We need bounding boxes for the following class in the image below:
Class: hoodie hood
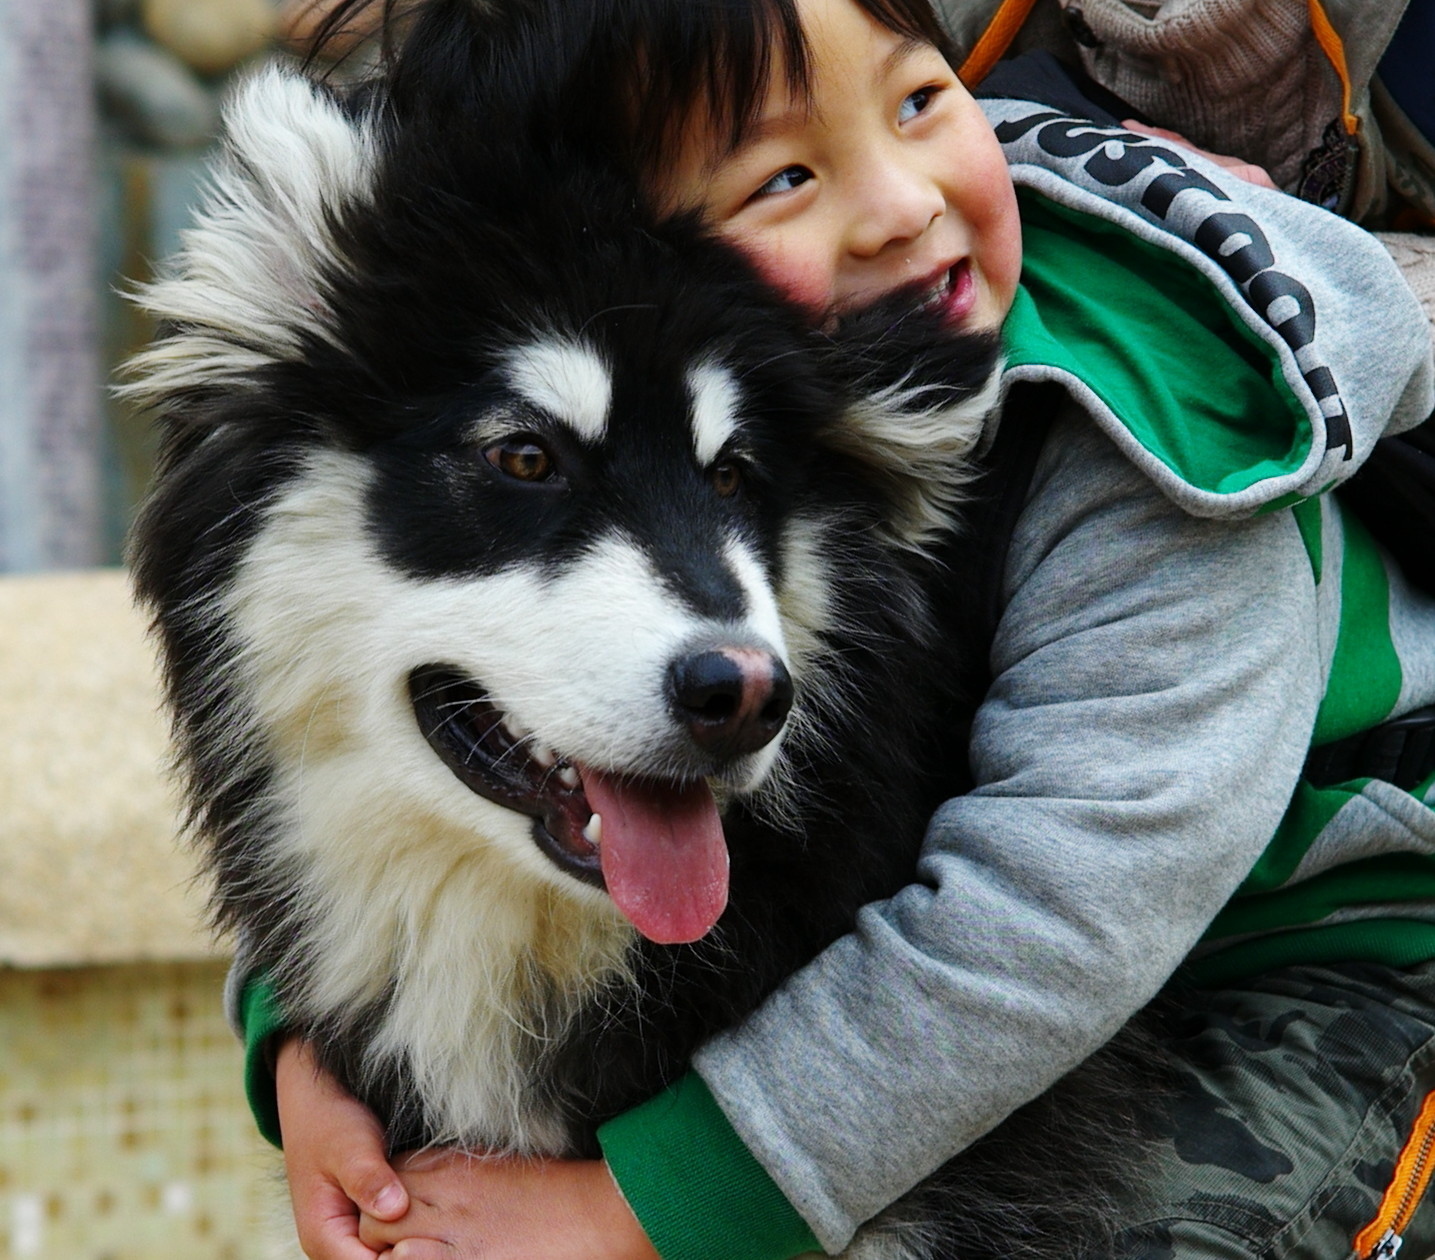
[984,95,1435,519]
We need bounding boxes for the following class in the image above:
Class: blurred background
[0,1,359,1255]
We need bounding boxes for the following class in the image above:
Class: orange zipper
[1355,1091,1435,1259]
[957,0,1041,87]
[1305,0,1359,137]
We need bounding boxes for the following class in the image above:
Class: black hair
[297,0,956,178]
[573,0,957,174]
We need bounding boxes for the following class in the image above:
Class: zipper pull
[1370,1228,1403,1260]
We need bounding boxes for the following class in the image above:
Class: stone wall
[0,0,102,572]
[0,0,374,572]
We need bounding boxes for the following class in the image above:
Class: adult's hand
[1123,120,1278,189]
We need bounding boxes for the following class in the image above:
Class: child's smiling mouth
[917,258,976,327]
[829,258,976,331]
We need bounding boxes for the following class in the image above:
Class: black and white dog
[128,4,1153,1255]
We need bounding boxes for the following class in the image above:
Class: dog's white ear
[122,65,377,407]
[827,348,1003,555]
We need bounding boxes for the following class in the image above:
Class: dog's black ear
[120,66,377,412]
[816,295,1004,553]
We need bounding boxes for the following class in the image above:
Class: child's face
[654,0,1021,330]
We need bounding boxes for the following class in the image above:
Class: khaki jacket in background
[935,0,1435,226]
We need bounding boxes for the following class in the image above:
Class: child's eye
[898,86,940,123]
[754,166,812,198]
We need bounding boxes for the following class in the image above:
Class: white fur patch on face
[686,361,743,466]
[120,65,377,406]
[502,339,612,442]
[227,451,735,884]
[223,448,795,1146]
[838,360,1003,554]
[717,536,789,787]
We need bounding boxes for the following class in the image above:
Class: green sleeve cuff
[598,1073,822,1260]
[240,972,287,1149]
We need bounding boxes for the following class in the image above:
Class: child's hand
[275,1037,410,1260]
[357,1149,661,1260]
[1122,120,1277,189]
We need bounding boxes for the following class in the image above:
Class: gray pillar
[0,0,102,572]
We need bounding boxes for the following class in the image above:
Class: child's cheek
[727,233,833,320]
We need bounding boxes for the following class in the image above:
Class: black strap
[965,381,1061,661]
[935,381,1060,793]
[1305,705,1435,790]
[1336,416,1435,599]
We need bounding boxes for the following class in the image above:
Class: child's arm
[269,413,1327,1260]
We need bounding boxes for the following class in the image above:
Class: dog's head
[127,11,999,951]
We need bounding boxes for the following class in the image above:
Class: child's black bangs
[299,1,812,177]
[855,0,957,62]
[614,0,956,172]
[616,0,812,172]
[285,0,956,174]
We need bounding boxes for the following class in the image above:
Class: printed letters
[997,110,1351,455]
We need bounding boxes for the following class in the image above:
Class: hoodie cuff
[238,971,287,1149]
[598,1073,822,1260]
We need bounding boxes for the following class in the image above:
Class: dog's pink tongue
[583,768,728,944]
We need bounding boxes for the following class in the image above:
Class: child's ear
[120,65,377,407]
[818,308,1004,553]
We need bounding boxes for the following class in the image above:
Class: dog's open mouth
[409,665,728,944]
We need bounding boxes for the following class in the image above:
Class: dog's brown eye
[711,461,742,498]
[486,438,553,482]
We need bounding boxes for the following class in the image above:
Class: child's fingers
[276,1037,410,1224]
[289,1148,405,1257]
[338,1150,410,1221]
[358,1207,439,1251]
[275,1037,409,1258]
[390,1241,450,1260]
[292,1181,386,1260]
[298,1232,384,1260]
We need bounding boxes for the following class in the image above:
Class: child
[249,1,1435,1258]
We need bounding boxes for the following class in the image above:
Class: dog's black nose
[669,648,794,759]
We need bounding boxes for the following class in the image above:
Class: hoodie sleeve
[683,405,1329,1252]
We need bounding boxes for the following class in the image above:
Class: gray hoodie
[685,94,1435,1252]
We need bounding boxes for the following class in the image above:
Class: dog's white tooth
[558,764,580,789]
[506,713,530,742]
[582,813,603,846]
[531,743,556,768]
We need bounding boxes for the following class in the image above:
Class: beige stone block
[0,568,220,967]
